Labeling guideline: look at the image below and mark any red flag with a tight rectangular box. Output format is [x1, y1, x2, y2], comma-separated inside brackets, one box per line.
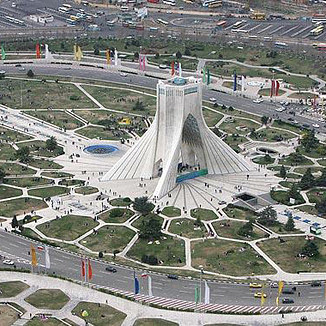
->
[275, 80, 280, 96]
[270, 80, 275, 97]
[171, 61, 175, 76]
[36, 43, 41, 59]
[81, 259, 86, 277]
[88, 259, 93, 280]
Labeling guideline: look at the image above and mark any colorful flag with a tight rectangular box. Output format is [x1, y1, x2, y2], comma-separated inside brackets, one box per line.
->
[241, 75, 245, 93]
[207, 68, 210, 85]
[270, 80, 275, 97]
[88, 259, 93, 280]
[114, 48, 118, 66]
[178, 62, 182, 77]
[171, 61, 175, 76]
[81, 259, 86, 278]
[261, 289, 265, 306]
[45, 246, 50, 269]
[106, 49, 110, 65]
[202, 67, 206, 83]
[276, 296, 279, 307]
[73, 44, 78, 61]
[1, 45, 6, 60]
[148, 275, 153, 297]
[233, 72, 237, 91]
[31, 245, 37, 267]
[275, 80, 280, 96]
[77, 46, 83, 61]
[195, 286, 200, 304]
[134, 276, 140, 294]
[278, 281, 284, 296]
[204, 281, 210, 304]
[36, 43, 41, 59]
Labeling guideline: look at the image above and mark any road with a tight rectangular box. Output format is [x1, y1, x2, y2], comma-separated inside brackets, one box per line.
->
[1, 62, 324, 133]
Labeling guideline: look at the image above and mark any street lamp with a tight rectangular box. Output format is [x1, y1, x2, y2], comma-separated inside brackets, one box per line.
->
[199, 264, 204, 303]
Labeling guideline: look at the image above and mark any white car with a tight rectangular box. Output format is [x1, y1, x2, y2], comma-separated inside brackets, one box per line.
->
[209, 97, 217, 102]
[313, 123, 320, 128]
[253, 99, 263, 104]
[159, 64, 167, 69]
[3, 259, 14, 265]
[120, 72, 128, 77]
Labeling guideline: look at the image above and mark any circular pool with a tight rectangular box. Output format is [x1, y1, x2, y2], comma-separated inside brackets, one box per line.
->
[84, 144, 118, 155]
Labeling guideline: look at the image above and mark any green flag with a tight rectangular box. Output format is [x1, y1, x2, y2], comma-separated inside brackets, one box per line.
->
[202, 68, 206, 83]
[1, 45, 5, 60]
[195, 286, 200, 304]
[207, 68, 210, 85]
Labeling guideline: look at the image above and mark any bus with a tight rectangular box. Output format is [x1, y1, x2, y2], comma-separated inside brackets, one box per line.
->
[66, 18, 76, 25]
[216, 20, 227, 28]
[62, 4, 72, 9]
[58, 6, 69, 13]
[310, 25, 324, 36]
[317, 43, 326, 51]
[232, 29, 249, 34]
[157, 18, 169, 25]
[202, 0, 222, 7]
[233, 20, 246, 28]
[4, 15, 25, 25]
[312, 18, 326, 24]
[149, 26, 159, 31]
[250, 12, 266, 20]
[162, 0, 176, 5]
[274, 42, 288, 48]
[310, 225, 321, 235]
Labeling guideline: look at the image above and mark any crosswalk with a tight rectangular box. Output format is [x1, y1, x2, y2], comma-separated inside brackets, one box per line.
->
[98, 285, 326, 315]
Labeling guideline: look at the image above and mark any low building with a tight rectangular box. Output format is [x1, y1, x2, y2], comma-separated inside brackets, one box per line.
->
[29, 14, 54, 24]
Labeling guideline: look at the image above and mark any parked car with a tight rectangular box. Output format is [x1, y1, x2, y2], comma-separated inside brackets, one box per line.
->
[105, 266, 117, 273]
[282, 298, 294, 304]
[249, 283, 262, 288]
[3, 259, 14, 265]
[311, 281, 322, 287]
[167, 274, 178, 280]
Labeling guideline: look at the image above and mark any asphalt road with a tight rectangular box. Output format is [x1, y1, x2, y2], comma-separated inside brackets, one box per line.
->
[0, 230, 325, 308]
[1, 62, 324, 133]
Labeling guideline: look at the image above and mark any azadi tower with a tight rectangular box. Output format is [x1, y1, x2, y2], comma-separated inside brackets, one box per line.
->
[102, 76, 252, 199]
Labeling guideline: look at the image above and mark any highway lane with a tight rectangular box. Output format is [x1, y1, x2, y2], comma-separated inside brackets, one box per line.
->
[0, 230, 325, 308]
[1, 63, 324, 133]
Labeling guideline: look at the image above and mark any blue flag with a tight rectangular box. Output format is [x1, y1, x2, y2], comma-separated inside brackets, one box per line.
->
[233, 72, 237, 91]
[134, 277, 140, 294]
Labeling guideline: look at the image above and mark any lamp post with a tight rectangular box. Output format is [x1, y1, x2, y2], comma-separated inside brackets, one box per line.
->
[199, 265, 204, 303]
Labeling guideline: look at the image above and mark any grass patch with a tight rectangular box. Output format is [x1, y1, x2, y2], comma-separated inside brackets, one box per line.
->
[212, 220, 266, 240]
[257, 237, 326, 273]
[17, 140, 64, 158]
[1, 163, 36, 176]
[26, 110, 84, 130]
[0, 185, 22, 200]
[59, 179, 84, 186]
[252, 155, 275, 165]
[76, 125, 129, 140]
[0, 305, 19, 326]
[271, 190, 305, 206]
[28, 159, 63, 170]
[26, 317, 66, 326]
[190, 208, 218, 221]
[297, 205, 318, 216]
[37, 215, 98, 241]
[288, 92, 316, 100]
[72, 301, 126, 326]
[266, 221, 303, 234]
[99, 208, 134, 223]
[223, 205, 257, 220]
[0, 79, 95, 109]
[191, 239, 275, 276]
[202, 108, 224, 127]
[307, 188, 326, 204]
[279, 181, 294, 188]
[250, 127, 295, 142]
[223, 134, 247, 153]
[134, 319, 178, 326]
[279, 155, 313, 166]
[128, 235, 185, 266]
[81, 225, 136, 253]
[41, 171, 73, 178]
[0, 144, 17, 160]
[0, 126, 32, 142]
[219, 118, 259, 135]
[297, 145, 326, 159]
[109, 197, 132, 207]
[0, 197, 47, 217]
[25, 289, 69, 310]
[169, 218, 206, 239]
[293, 167, 323, 175]
[272, 119, 302, 134]
[275, 172, 301, 179]
[74, 186, 99, 195]
[28, 186, 69, 199]
[258, 88, 286, 96]
[132, 214, 163, 229]
[161, 206, 181, 217]
[0, 281, 29, 297]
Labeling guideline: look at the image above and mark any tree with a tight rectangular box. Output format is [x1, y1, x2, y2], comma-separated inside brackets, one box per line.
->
[133, 197, 154, 215]
[139, 218, 162, 240]
[0, 167, 5, 182]
[93, 48, 100, 55]
[258, 206, 277, 226]
[301, 129, 319, 152]
[316, 169, 326, 187]
[301, 240, 319, 257]
[184, 48, 191, 56]
[46, 136, 57, 151]
[175, 51, 182, 59]
[134, 52, 139, 60]
[288, 183, 301, 200]
[11, 216, 19, 229]
[261, 115, 269, 125]
[113, 249, 119, 259]
[237, 221, 254, 237]
[284, 215, 295, 231]
[280, 165, 287, 179]
[133, 99, 145, 111]
[27, 69, 34, 78]
[16, 146, 31, 163]
[316, 193, 326, 214]
[299, 168, 315, 190]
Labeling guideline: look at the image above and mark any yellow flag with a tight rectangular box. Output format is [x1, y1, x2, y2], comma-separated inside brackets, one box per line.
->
[261, 289, 265, 306]
[106, 49, 110, 65]
[278, 281, 284, 296]
[276, 296, 279, 307]
[73, 44, 77, 61]
[31, 245, 37, 267]
[77, 46, 83, 61]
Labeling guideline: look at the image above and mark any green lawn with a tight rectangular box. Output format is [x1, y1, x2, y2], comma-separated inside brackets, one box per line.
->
[82, 85, 157, 115]
[307, 188, 326, 204]
[190, 208, 218, 221]
[76, 126, 129, 140]
[258, 88, 286, 96]
[59, 179, 85, 187]
[191, 239, 276, 276]
[202, 108, 224, 127]
[109, 197, 132, 207]
[28, 159, 63, 170]
[223, 206, 257, 220]
[293, 167, 323, 175]
[0, 197, 47, 217]
[132, 214, 163, 230]
[25, 289, 69, 310]
[133, 319, 178, 326]
[0, 79, 95, 109]
[81, 225, 135, 253]
[279, 155, 314, 166]
[169, 218, 206, 239]
[128, 235, 185, 266]
[99, 208, 134, 223]
[75, 186, 99, 195]
[26, 110, 84, 130]
[0, 305, 19, 326]
[41, 171, 73, 178]
[28, 186, 69, 199]
[1, 163, 36, 176]
[72, 302, 126, 326]
[272, 120, 302, 135]
[37, 215, 99, 241]
[250, 127, 295, 142]
[212, 220, 266, 241]
[257, 237, 326, 273]
[298, 145, 326, 159]
[271, 190, 305, 206]
[161, 206, 181, 217]
[266, 221, 303, 234]
[223, 135, 247, 153]
[0, 185, 22, 200]
[0, 144, 17, 160]
[17, 140, 64, 158]
[0, 281, 29, 298]
[26, 317, 66, 326]
[297, 205, 318, 216]
[252, 155, 275, 165]
[219, 118, 259, 135]
[0, 126, 32, 142]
